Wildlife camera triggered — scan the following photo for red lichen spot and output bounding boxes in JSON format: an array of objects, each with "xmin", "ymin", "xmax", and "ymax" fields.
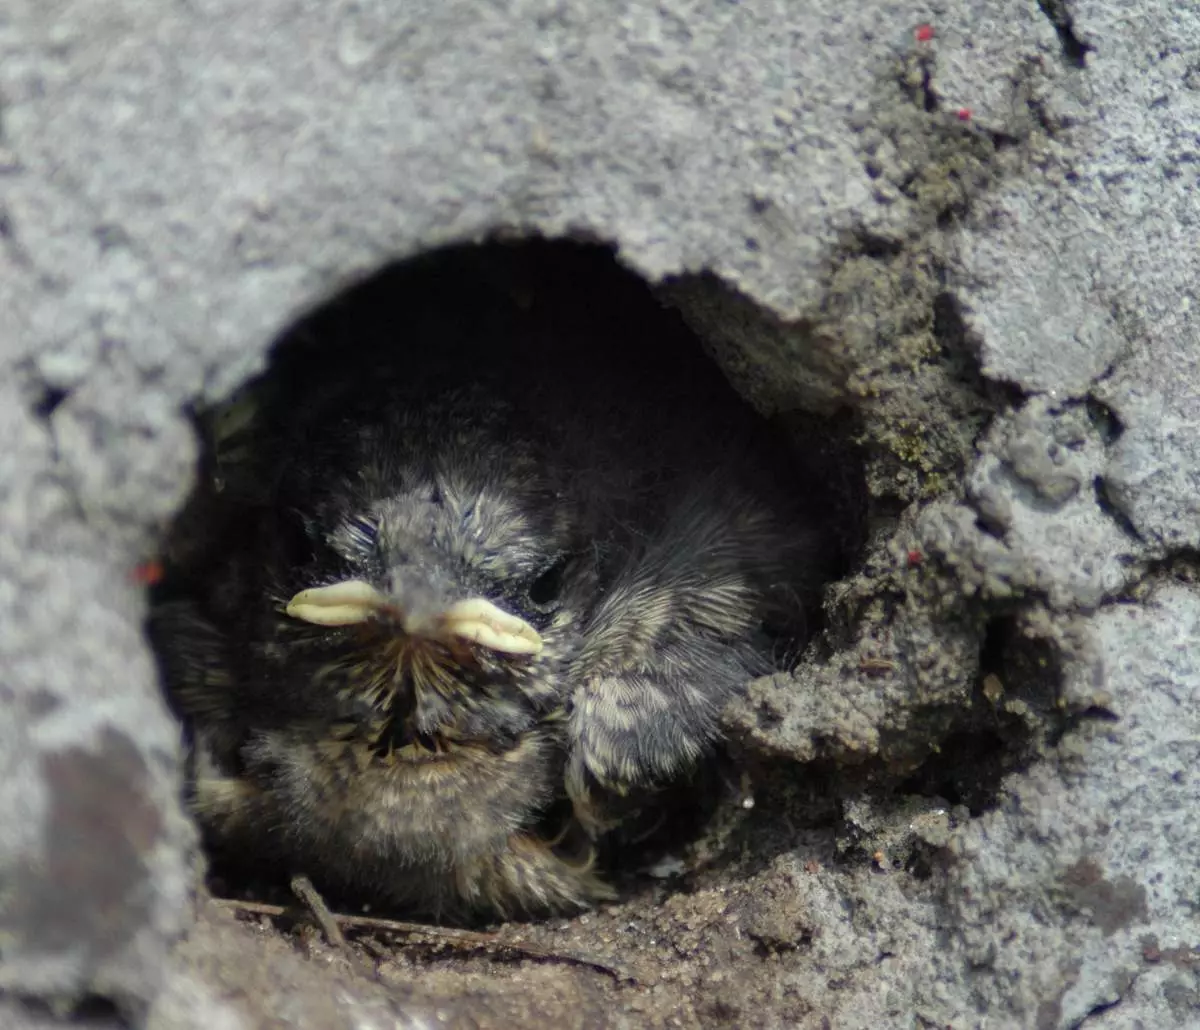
[
  {"xmin": 131, "ymin": 560, "xmax": 164, "ymax": 586},
  {"xmin": 955, "ymin": 107, "xmax": 973, "ymax": 122},
  {"xmin": 906, "ymin": 549, "xmax": 923, "ymax": 567},
  {"xmin": 915, "ymin": 24, "xmax": 935, "ymax": 43}
]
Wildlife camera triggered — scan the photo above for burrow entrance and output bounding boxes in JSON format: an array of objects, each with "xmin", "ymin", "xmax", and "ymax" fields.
[{"xmin": 149, "ymin": 237, "xmax": 1056, "ymax": 926}]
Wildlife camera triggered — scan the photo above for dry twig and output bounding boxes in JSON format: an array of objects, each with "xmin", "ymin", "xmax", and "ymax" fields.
[{"xmin": 214, "ymin": 895, "xmax": 634, "ymax": 983}]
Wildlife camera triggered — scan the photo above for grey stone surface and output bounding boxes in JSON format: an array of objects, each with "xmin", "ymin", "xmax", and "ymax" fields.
[
  {"xmin": 0, "ymin": 382, "xmax": 196, "ymax": 1013},
  {"xmin": 3, "ymin": 0, "xmax": 1200, "ymax": 1027},
  {"xmin": 964, "ymin": 396, "xmax": 1142, "ymax": 610},
  {"xmin": 945, "ymin": 4, "xmax": 1200, "ymax": 555},
  {"xmin": 937, "ymin": 585, "xmax": 1200, "ymax": 1026}
]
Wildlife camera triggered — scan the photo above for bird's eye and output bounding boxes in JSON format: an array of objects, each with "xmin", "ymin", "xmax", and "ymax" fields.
[
  {"xmin": 344, "ymin": 514, "xmax": 380, "ymax": 553},
  {"xmin": 325, "ymin": 511, "xmax": 380, "ymax": 565},
  {"xmin": 527, "ymin": 556, "xmax": 570, "ymax": 608}
]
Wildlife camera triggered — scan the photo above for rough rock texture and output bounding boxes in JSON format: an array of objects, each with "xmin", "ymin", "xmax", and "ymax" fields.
[{"xmin": 3, "ymin": 0, "xmax": 1199, "ymax": 1028}]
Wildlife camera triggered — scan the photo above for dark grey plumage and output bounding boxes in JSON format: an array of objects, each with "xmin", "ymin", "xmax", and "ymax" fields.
[{"xmin": 151, "ymin": 245, "xmax": 830, "ymax": 920}]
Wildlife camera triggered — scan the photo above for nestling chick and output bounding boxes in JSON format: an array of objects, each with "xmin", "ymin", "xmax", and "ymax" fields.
[{"xmin": 150, "ymin": 244, "xmax": 831, "ymax": 919}]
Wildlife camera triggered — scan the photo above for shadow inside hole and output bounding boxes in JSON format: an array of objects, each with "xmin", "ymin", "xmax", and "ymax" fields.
[
  {"xmin": 714, "ymin": 613, "xmax": 1069, "ymax": 886},
  {"xmin": 152, "ymin": 237, "xmax": 867, "ymax": 916},
  {"xmin": 13, "ymin": 995, "xmax": 123, "ymax": 1028},
  {"xmin": 898, "ymin": 614, "xmax": 1065, "ymax": 816}
]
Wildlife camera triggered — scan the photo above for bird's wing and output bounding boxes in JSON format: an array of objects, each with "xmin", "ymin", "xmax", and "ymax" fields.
[{"xmin": 564, "ymin": 487, "xmax": 796, "ymax": 829}]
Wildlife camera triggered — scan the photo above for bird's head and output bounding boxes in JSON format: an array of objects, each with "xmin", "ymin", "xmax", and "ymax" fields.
[{"xmin": 272, "ymin": 409, "xmax": 586, "ymax": 755}]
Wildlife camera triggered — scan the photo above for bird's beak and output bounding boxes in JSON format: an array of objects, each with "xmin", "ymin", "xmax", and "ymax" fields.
[{"xmin": 284, "ymin": 579, "xmax": 544, "ymax": 656}]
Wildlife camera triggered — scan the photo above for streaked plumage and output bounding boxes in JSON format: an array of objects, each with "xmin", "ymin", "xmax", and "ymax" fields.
[{"xmin": 150, "ymin": 244, "xmax": 830, "ymax": 919}]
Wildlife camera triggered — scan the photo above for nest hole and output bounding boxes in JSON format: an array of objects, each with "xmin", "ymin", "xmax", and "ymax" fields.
[{"xmin": 152, "ymin": 237, "xmax": 867, "ymax": 918}]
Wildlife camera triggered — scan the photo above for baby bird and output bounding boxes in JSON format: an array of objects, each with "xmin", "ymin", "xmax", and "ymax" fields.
[{"xmin": 151, "ymin": 244, "xmax": 829, "ymax": 919}]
